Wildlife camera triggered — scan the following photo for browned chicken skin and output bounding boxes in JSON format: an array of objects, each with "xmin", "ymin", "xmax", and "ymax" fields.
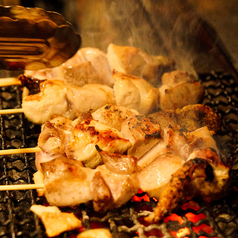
[{"xmin": 149, "ymin": 104, "xmax": 221, "ymax": 132}]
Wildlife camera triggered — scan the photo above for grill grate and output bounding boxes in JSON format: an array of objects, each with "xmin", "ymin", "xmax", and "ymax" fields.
[{"xmin": 0, "ymin": 72, "xmax": 238, "ymax": 238}]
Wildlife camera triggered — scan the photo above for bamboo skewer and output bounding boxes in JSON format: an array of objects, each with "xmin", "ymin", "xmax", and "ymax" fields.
[
  {"xmin": 0, "ymin": 108, "xmax": 24, "ymax": 115},
  {"xmin": 0, "ymin": 147, "xmax": 41, "ymax": 155},
  {"xmin": 0, "ymin": 77, "xmax": 21, "ymax": 87},
  {"xmin": 0, "ymin": 184, "xmax": 44, "ymax": 191},
  {"xmin": 0, "ymin": 79, "xmax": 44, "ymax": 192}
]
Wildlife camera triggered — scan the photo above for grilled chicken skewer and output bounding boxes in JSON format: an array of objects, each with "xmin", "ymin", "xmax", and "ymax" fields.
[
  {"xmin": 29, "ymin": 103, "xmax": 229, "ymax": 221},
  {"xmin": 1, "ymin": 68, "xmax": 203, "ymax": 125}
]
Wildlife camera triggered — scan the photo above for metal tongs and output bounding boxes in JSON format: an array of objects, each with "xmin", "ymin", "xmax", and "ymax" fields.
[{"xmin": 0, "ymin": 5, "xmax": 81, "ymax": 71}]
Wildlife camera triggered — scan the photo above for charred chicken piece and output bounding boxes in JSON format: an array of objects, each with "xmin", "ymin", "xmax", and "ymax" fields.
[
  {"xmin": 36, "ymin": 115, "xmax": 131, "ymax": 169},
  {"xmin": 146, "ymin": 150, "xmax": 230, "ymax": 223},
  {"xmin": 121, "ymin": 114, "xmax": 162, "ymax": 159},
  {"xmin": 143, "ymin": 126, "xmax": 230, "ymax": 223},
  {"xmin": 107, "ymin": 43, "xmax": 175, "ymax": 87},
  {"xmin": 149, "ymin": 104, "xmax": 221, "ymax": 132},
  {"xmin": 113, "ymin": 70, "xmax": 160, "ymax": 115},
  {"xmin": 18, "ymin": 74, "xmax": 46, "ymax": 95},
  {"xmin": 67, "ymin": 118, "xmax": 131, "ymax": 168},
  {"xmin": 158, "ymin": 70, "xmax": 205, "ymax": 110}
]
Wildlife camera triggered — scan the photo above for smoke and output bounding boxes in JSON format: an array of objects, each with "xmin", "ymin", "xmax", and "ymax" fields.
[{"xmin": 66, "ymin": 0, "xmax": 228, "ymax": 78}]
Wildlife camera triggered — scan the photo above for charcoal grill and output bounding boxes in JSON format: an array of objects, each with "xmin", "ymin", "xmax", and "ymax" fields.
[{"xmin": 1, "ymin": 1, "xmax": 238, "ymax": 237}]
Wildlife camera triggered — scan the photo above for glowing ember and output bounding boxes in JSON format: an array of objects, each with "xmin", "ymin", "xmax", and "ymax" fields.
[
  {"xmin": 176, "ymin": 227, "xmax": 190, "ymax": 238},
  {"xmin": 163, "ymin": 200, "xmax": 218, "ymax": 238},
  {"xmin": 163, "ymin": 213, "xmax": 184, "ymax": 225}
]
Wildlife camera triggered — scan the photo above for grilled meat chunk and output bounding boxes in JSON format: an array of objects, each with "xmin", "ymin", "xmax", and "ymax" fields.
[
  {"xmin": 107, "ymin": 43, "xmax": 175, "ymax": 87},
  {"xmin": 113, "ymin": 70, "xmax": 160, "ymax": 115},
  {"xmin": 22, "ymin": 80, "xmax": 71, "ymax": 124},
  {"xmin": 138, "ymin": 154, "xmax": 184, "ymax": 198},
  {"xmin": 121, "ymin": 114, "xmax": 162, "ymax": 159},
  {"xmin": 67, "ymin": 118, "xmax": 131, "ymax": 168},
  {"xmin": 92, "ymin": 104, "xmax": 139, "ymax": 131},
  {"xmin": 66, "ymin": 83, "xmax": 115, "ymax": 117},
  {"xmin": 41, "ymin": 156, "xmax": 96, "ymax": 206},
  {"xmin": 30, "ymin": 205, "xmax": 82, "ymax": 237},
  {"xmin": 25, "ymin": 47, "xmax": 113, "ymax": 87},
  {"xmin": 37, "ymin": 115, "xmax": 131, "ymax": 169},
  {"xmin": 96, "ymin": 146, "xmax": 138, "ymax": 175},
  {"xmin": 159, "ymin": 70, "xmax": 205, "ymax": 110},
  {"xmin": 146, "ymin": 151, "xmax": 230, "ymax": 223}
]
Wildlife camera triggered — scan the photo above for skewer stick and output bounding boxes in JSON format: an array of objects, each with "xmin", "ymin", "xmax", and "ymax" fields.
[
  {"xmin": 0, "ymin": 77, "xmax": 21, "ymax": 87},
  {"xmin": 0, "ymin": 184, "xmax": 44, "ymax": 191},
  {"xmin": 0, "ymin": 147, "xmax": 41, "ymax": 155},
  {"xmin": 0, "ymin": 108, "xmax": 24, "ymax": 114}
]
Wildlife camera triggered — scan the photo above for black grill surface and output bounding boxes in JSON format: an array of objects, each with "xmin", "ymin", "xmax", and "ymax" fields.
[{"xmin": 0, "ymin": 72, "xmax": 238, "ymax": 238}]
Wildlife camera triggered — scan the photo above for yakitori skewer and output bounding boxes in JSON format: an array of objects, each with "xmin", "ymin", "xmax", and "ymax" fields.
[
  {"xmin": 0, "ymin": 147, "xmax": 43, "ymax": 191},
  {"xmin": 0, "ymin": 108, "xmax": 24, "ymax": 115},
  {"xmin": 0, "ymin": 77, "xmax": 21, "ymax": 87},
  {"xmin": 0, "ymin": 184, "xmax": 44, "ymax": 191},
  {"xmin": 0, "ymin": 147, "xmax": 41, "ymax": 155}
]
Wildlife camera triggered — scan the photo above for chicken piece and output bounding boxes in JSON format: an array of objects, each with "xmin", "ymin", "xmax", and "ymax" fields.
[
  {"xmin": 92, "ymin": 104, "xmax": 139, "ymax": 131},
  {"xmin": 96, "ymin": 146, "xmax": 138, "ymax": 175},
  {"xmin": 138, "ymin": 154, "xmax": 184, "ymax": 198},
  {"xmin": 25, "ymin": 47, "xmax": 113, "ymax": 87},
  {"xmin": 38, "ymin": 117, "xmax": 73, "ymax": 156},
  {"xmin": 113, "ymin": 70, "xmax": 160, "ymax": 115},
  {"xmin": 121, "ymin": 115, "xmax": 162, "ymax": 159},
  {"xmin": 66, "ymin": 84, "xmax": 115, "ymax": 116},
  {"xmin": 77, "ymin": 229, "xmax": 113, "ymax": 238},
  {"xmin": 22, "ymin": 80, "xmax": 72, "ymax": 124},
  {"xmin": 30, "ymin": 205, "xmax": 82, "ymax": 237},
  {"xmin": 90, "ymin": 171, "xmax": 112, "ymax": 212},
  {"xmin": 185, "ymin": 126, "xmax": 220, "ymax": 155},
  {"xmin": 67, "ymin": 118, "xmax": 132, "ymax": 168},
  {"xmin": 96, "ymin": 165, "xmax": 139, "ymax": 210},
  {"xmin": 56, "ymin": 47, "xmax": 113, "ymax": 87},
  {"xmin": 107, "ymin": 43, "xmax": 175, "ymax": 87},
  {"xmin": 149, "ymin": 104, "xmax": 221, "ymax": 132},
  {"xmin": 125, "ymin": 124, "xmax": 182, "ymax": 170},
  {"xmin": 159, "ymin": 70, "xmax": 205, "ymax": 110},
  {"xmin": 36, "ymin": 116, "xmax": 74, "ymax": 171},
  {"xmin": 41, "ymin": 156, "xmax": 96, "ymax": 206},
  {"xmin": 22, "ymin": 79, "xmax": 115, "ymax": 124}
]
